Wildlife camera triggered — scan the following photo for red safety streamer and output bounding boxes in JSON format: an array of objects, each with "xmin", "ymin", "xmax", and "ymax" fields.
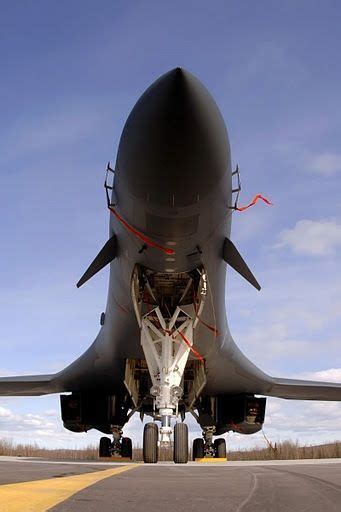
[
  {"xmin": 147, "ymin": 314, "xmax": 204, "ymax": 363},
  {"xmin": 193, "ymin": 295, "xmax": 219, "ymax": 336},
  {"xmin": 235, "ymin": 194, "xmax": 273, "ymax": 212},
  {"xmin": 108, "ymin": 206, "xmax": 174, "ymax": 255},
  {"xmin": 197, "ymin": 317, "xmax": 219, "ymax": 336},
  {"xmin": 177, "ymin": 330, "xmax": 204, "ymax": 363}
]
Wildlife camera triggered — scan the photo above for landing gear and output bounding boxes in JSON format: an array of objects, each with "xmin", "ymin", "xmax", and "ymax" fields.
[
  {"xmin": 121, "ymin": 437, "xmax": 133, "ymax": 459},
  {"xmin": 214, "ymin": 438, "xmax": 227, "ymax": 458},
  {"xmin": 174, "ymin": 422, "xmax": 189, "ymax": 464},
  {"xmin": 99, "ymin": 436, "xmax": 111, "ymax": 457},
  {"xmin": 98, "ymin": 429, "xmax": 133, "ymax": 459},
  {"xmin": 142, "ymin": 421, "xmax": 189, "ymax": 464},
  {"xmin": 131, "ymin": 265, "xmax": 209, "ymax": 464},
  {"xmin": 139, "ymin": 305, "xmax": 196, "ymax": 464},
  {"xmin": 194, "ymin": 427, "xmax": 226, "ymax": 459},
  {"xmin": 202, "ymin": 426, "xmax": 216, "ymax": 458},
  {"xmin": 192, "ymin": 438, "xmax": 204, "ymax": 460},
  {"xmin": 143, "ymin": 422, "xmax": 158, "ymax": 463}
]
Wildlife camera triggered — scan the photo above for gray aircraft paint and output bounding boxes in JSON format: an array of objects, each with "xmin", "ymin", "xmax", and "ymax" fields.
[{"xmin": 1, "ymin": 68, "xmax": 340, "ymax": 405}]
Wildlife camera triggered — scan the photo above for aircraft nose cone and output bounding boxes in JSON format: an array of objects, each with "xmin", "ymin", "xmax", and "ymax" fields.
[{"xmin": 115, "ymin": 68, "xmax": 230, "ymax": 206}]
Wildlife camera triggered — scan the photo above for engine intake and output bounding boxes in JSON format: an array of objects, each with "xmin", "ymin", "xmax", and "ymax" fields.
[
  {"xmin": 60, "ymin": 392, "xmax": 130, "ymax": 434},
  {"xmin": 215, "ymin": 394, "xmax": 266, "ymax": 435}
]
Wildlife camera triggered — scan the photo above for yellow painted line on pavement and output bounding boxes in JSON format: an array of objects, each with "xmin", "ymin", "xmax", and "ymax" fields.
[
  {"xmin": 0, "ymin": 464, "xmax": 137, "ymax": 512},
  {"xmin": 195, "ymin": 458, "xmax": 227, "ymax": 463}
]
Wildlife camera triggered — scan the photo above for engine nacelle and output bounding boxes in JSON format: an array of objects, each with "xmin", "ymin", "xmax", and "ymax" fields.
[
  {"xmin": 215, "ymin": 394, "xmax": 266, "ymax": 435},
  {"xmin": 60, "ymin": 392, "xmax": 130, "ymax": 434}
]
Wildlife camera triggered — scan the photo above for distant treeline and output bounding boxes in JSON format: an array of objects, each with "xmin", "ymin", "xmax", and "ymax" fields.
[
  {"xmin": 227, "ymin": 441, "xmax": 341, "ymax": 461},
  {"xmin": 0, "ymin": 439, "xmax": 340, "ymax": 461}
]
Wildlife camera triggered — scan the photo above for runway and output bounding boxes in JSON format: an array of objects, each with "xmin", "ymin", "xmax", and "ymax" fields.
[{"xmin": 0, "ymin": 457, "xmax": 341, "ymax": 511}]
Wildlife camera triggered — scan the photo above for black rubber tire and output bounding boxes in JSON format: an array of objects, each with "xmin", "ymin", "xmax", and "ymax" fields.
[
  {"xmin": 99, "ymin": 436, "xmax": 111, "ymax": 457},
  {"xmin": 143, "ymin": 422, "xmax": 158, "ymax": 463},
  {"xmin": 174, "ymin": 423, "xmax": 189, "ymax": 464},
  {"xmin": 192, "ymin": 438, "xmax": 204, "ymax": 460},
  {"xmin": 214, "ymin": 438, "xmax": 227, "ymax": 458},
  {"xmin": 121, "ymin": 437, "xmax": 133, "ymax": 459}
]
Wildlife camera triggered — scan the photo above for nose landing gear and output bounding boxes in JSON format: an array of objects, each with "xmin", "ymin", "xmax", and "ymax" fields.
[
  {"xmin": 139, "ymin": 306, "xmax": 194, "ymax": 464},
  {"xmin": 142, "ymin": 421, "xmax": 189, "ymax": 464},
  {"xmin": 131, "ymin": 265, "xmax": 209, "ymax": 464},
  {"xmin": 143, "ymin": 422, "xmax": 158, "ymax": 463},
  {"xmin": 173, "ymin": 422, "xmax": 189, "ymax": 464}
]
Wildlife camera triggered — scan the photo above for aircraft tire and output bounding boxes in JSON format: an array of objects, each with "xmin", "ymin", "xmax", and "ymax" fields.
[
  {"xmin": 174, "ymin": 422, "xmax": 188, "ymax": 464},
  {"xmin": 143, "ymin": 422, "xmax": 158, "ymax": 463},
  {"xmin": 99, "ymin": 436, "xmax": 111, "ymax": 457},
  {"xmin": 214, "ymin": 438, "xmax": 227, "ymax": 458},
  {"xmin": 192, "ymin": 437, "xmax": 204, "ymax": 460},
  {"xmin": 121, "ymin": 437, "xmax": 133, "ymax": 459}
]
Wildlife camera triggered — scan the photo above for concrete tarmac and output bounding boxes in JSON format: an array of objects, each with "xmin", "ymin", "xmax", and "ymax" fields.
[{"xmin": 0, "ymin": 458, "xmax": 341, "ymax": 511}]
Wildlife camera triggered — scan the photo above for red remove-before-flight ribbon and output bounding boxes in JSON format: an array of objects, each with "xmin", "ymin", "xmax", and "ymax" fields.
[
  {"xmin": 235, "ymin": 194, "xmax": 273, "ymax": 212},
  {"xmin": 193, "ymin": 290, "xmax": 219, "ymax": 336},
  {"xmin": 177, "ymin": 330, "xmax": 204, "ymax": 363},
  {"xmin": 108, "ymin": 205, "xmax": 175, "ymax": 255},
  {"xmin": 148, "ymin": 318, "xmax": 204, "ymax": 363}
]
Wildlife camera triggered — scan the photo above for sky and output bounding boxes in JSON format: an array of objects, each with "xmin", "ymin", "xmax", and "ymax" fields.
[{"xmin": 0, "ymin": 0, "xmax": 341, "ymax": 451}]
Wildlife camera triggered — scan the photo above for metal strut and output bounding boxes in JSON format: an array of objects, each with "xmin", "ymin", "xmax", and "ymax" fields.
[
  {"xmin": 202, "ymin": 426, "xmax": 216, "ymax": 457},
  {"xmin": 141, "ymin": 306, "xmax": 195, "ymax": 445}
]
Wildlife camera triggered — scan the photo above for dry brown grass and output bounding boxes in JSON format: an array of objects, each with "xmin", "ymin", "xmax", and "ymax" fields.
[
  {"xmin": 0, "ymin": 439, "xmax": 98, "ymax": 460},
  {"xmin": 0, "ymin": 438, "xmax": 340, "ymax": 461},
  {"xmin": 133, "ymin": 446, "xmax": 173, "ymax": 462},
  {"xmin": 228, "ymin": 440, "xmax": 341, "ymax": 461}
]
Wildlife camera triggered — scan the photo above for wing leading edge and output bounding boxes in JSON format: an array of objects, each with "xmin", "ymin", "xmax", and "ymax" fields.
[
  {"xmin": 1, "ymin": 369, "xmax": 341, "ymax": 401},
  {"xmin": 267, "ymin": 377, "xmax": 341, "ymax": 401},
  {"xmin": 0, "ymin": 374, "xmax": 59, "ymax": 396}
]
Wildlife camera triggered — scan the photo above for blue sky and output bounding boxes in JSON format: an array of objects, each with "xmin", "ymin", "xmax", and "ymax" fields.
[{"xmin": 1, "ymin": 0, "xmax": 341, "ymax": 450}]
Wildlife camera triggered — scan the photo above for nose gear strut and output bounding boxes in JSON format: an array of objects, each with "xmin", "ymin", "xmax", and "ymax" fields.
[
  {"xmin": 131, "ymin": 265, "xmax": 209, "ymax": 463},
  {"xmin": 141, "ymin": 305, "xmax": 195, "ymax": 445}
]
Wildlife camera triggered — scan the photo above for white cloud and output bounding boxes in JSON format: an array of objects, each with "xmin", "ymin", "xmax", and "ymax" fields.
[
  {"xmin": 228, "ymin": 250, "xmax": 341, "ymax": 378},
  {"xmin": 0, "ymin": 400, "xmax": 97, "ymax": 448},
  {"xmin": 44, "ymin": 409, "xmax": 58, "ymax": 417},
  {"xmin": 275, "ymin": 219, "xmax": 341, "ymax": 256},
  {"xmin": 309, "ymin": 152, "xmax": 341, "ymax": 175},
  {"xmin": 296, "ymin": 368, "xmax": 341, "ymax": 383},
  {"xmin": 0, "ymin": 369, "xmax": 13, "ymax": 377},
  {"xmin": 0, "ymin": 406, "xmax": 11, "ymax": 418},
  {"xmin": 23, "ymin": 417, "xmax": 44, "ymax": 427}
]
